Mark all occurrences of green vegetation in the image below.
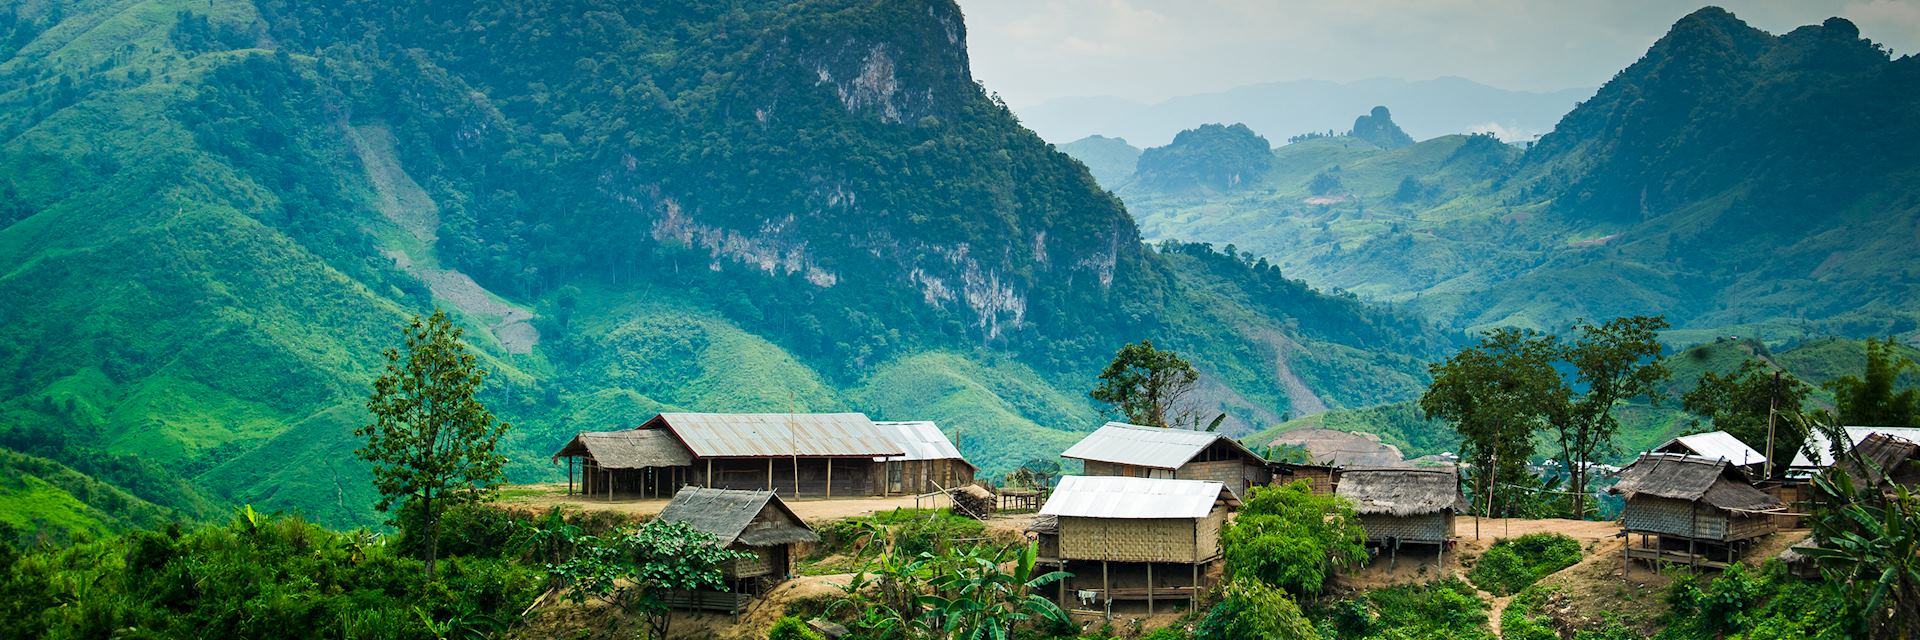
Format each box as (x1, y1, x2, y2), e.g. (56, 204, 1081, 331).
(1221, 480, 1366, 598)
(1467, 533, 1583, 596)
(1090, 340, 1204, 429)
(1423, 327, 1568, 517)
(1826, 337, 1920, 427)
(545, 518, 750, 639)
(1134, 123, 1272, 193)
(1194, 579, 1321, 640)
(1057, 135, 1141, 186)
(1317, 579, 1495, 640)
(1682, 359, 1811, 477)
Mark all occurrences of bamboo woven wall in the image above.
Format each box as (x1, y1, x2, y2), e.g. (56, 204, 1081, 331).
(1059, 516, 1203, 563)
(726, 546, 776, 578)
(1620, 496, 1765, 541)
(1359, 512, 1451, 544)
(1176, 460, 1269, 498)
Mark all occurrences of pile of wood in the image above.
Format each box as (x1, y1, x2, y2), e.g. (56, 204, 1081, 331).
(952, 484, 996, 520)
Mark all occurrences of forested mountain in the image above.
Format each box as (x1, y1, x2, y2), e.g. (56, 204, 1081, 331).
(0, 0, 1451, 531)
(1054, 134, 1139, 186)
(1113, 8, 1920, 340)
(1016, 76, 1588, 147)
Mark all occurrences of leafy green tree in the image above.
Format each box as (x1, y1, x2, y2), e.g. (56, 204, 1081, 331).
(1683, 359, 1811, 478)
(548, 519, 750, 639)
(1556, 315, 1669, 517)
(1826, 337, 1920, 427)
(1221, 480, 1366, 598)
(1193, 579, 1322, 640)
(356, 309, 510, 580)
(1421, 328, 1568, 518)
(919, 542, 1071, 640)
(1091, 340, 1202, 428)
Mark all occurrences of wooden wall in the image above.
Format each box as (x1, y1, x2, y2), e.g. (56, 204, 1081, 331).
(1177, 459, 1269, 498)
(693, 458, 882, 497)
(887, 459, 976, 494)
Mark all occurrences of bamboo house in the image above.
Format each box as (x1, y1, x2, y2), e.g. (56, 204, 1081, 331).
(1060, 422, 1271, 497)
(1031, 476, 1239, 614)
(871, 421, 977, 495)
(653, 487, 819, 612)
(552, 412, 907, 500)
(1611, 453, 1780, 569)
(1335, 467, 1463, 562)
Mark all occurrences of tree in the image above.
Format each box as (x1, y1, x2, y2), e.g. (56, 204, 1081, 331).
(1421, 328, 1567, 518)
(1221, 480, 1367, 598)
(548, 519, 750, 638)
(919, 542, 1072, 640)
(1555, 315, 1669, 517)
(355, 309, 510, 580)
(1827, 337, 1920, 427)
(1683, 359, 1811, 479)
(1090, 340, 1202, 428)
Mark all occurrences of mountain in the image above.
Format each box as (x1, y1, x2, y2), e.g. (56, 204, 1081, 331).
(1119, 9, 1920, 339)
(1055, 135, 1140, 186)
(1015, 76, 1590, 147)
(1131, 123, 1272, 194)
(0, 0, 1451, 528)
(1348, 106, 1413, 150)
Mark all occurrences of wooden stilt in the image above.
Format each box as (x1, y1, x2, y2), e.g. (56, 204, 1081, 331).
(1192, 563, 1199, 604)
(707, 459, 714, 489)
(827, 459, 834, 498)
(1102, 561, 1110, 620)
(1147, 563, 1155, 615)
(768, 458, 774, 492)
(567, 457, 574, 496)
(793, 458, 800, 497)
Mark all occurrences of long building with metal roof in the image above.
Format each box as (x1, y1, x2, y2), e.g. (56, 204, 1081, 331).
(555, 412, 959, 500)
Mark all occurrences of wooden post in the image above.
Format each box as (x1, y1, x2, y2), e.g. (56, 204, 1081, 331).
(607, 466, 613, 502)
(1191, 563, 1199, 603)
(1147, 563, 1155, 615)
(1101, 561, 1110, 620)
(1058, 562, 1068, 607)
(768, 458, 774, 492)
(793, 458, 800, 497)
(567, 457, 573, 496)
(827, 459, 834, 498)
(707, 459, 714, 489)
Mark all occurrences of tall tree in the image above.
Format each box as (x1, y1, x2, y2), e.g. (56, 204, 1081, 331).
(355, 309, 509, 580)
(1090, 340, 1202, 428)
(1556, 315, 1669, 517)
(1683, 358, 1811, 478)
(1421, 328, 1567, 518)
(1827, 337, 1920, 427)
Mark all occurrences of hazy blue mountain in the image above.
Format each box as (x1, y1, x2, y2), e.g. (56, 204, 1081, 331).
(1056, 135, 1140, 186)
(1132, 124, 1273, 194)
(1349, 106, 1414, 150)
(1015, 76, 1591, 147)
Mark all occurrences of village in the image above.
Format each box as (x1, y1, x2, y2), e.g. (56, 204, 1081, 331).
(495, 410, 1920, 639)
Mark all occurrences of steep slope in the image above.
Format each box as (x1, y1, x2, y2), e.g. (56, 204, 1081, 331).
(1118, 9, 1920, 338)
(0, 0, 1451, 527)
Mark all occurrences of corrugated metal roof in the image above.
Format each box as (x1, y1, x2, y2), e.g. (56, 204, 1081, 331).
(644, 413, 903, 459)
(872, 421, 969, 463)
(1792, 426, 1920, 468)
(1659, 431, 1766, 467)
(1039, 475, 1235, 519)
(551, 430, 693, 468)
(1060, 422, 1257, 469)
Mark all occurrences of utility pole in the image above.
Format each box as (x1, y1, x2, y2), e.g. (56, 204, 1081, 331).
(1764, 371, 1781, 479)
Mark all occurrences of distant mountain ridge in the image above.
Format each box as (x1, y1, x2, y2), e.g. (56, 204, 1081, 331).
(1108, 8, 1920, 340)
(1017, 76, 1590, 147)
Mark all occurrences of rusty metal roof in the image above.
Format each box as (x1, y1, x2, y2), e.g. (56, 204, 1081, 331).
(872, 421, 970, 463)
(551, 429, 693, 468)
(641, 413, 904, 459)
(1039, 476, 1237, 519)
(1059, 422, 1260, 469)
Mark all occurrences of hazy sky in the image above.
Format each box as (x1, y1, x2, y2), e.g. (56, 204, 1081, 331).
(958, 1, 1920, 107)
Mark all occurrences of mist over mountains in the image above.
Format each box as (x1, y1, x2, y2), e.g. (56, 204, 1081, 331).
(1016, 76, 1591, 147)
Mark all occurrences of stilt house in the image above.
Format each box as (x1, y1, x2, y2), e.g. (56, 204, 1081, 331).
(1611, 453, 1780, 569)
(872, 421, 977, 495)
(552, 412, 905, 499)
(1032, 476, 1239, 614)
(654, 487, 819, 613)
(1335, 467, 1462, 557)
(1060, 422, 1271, 497)
(1654, 431, 1767, 478)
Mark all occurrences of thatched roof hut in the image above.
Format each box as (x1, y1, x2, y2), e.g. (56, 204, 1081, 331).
(553, 430, 694, 469)
(1834, 432, 1920, 489)
(655, 487, 818, 584)
(1610, 453, 1779, 545)
(1336, 467, 1462, 545)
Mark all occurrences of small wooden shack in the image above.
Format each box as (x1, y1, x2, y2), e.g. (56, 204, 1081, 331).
(1611, 453, 1781, 569)
(1336, 467, 1462, 560)
(654, 487, 820, 612)
(1271, 462, 1341, 495)
(553, 413, 906, 499)
(1061, 422, 1271, 497)
(1789, 426, 1920, 474)
(872, 421, 977, 495)
(1033, 476, 1239, 614)
(1654, 430, 1766, 478)
(1834, 432, 1920, 492)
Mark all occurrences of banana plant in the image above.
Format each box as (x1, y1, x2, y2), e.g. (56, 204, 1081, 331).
(918, 542, 1071, 640)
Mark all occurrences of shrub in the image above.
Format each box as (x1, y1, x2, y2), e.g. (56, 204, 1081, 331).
(1316, 578, 1493, 639)
(768, 615, 825, 640)
(1221, 481, 1366, 598)
(1194, 579, 1322, 640)
(1467, 533, 1581, 595)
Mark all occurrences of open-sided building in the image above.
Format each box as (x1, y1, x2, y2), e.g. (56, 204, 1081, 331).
(552, 412, 908, 499)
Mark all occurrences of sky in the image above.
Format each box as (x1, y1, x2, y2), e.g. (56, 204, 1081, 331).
(957, 0, 1920, 107)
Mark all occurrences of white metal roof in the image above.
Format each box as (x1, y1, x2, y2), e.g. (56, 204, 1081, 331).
(1659, 431, 1766, 467)
(1059, 422, 1254, 469)
(641, 413, 904, 458)
(872, 421, 969, 463)
(1039, 475, 1234, 519)
(1792, 426, 1920, 468)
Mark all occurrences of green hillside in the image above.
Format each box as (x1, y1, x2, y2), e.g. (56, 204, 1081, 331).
(1115, 9, 1920, 340)
(0, 0, 1453, 529)
(1055, 135, 1140, 187)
